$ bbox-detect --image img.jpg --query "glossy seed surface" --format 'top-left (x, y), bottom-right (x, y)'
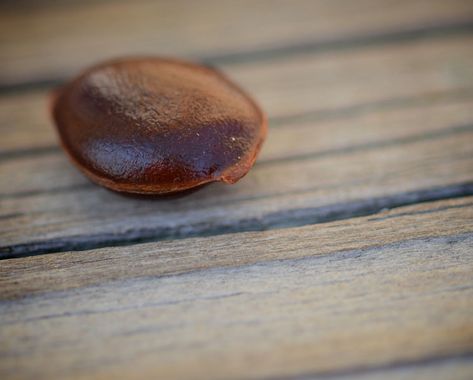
top-left (52, 57), bottom-right (267, 195)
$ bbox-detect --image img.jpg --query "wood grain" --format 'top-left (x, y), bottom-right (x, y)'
top-left (2, 32), bottom-right (473, 256)
top-left (2, 33), bottom-right (473, 156)
top-left (1, 196), bottom-right (472, 300)
top-left (333, 359), bottom-right (473, 380)
top-left (1, 2), bottom-right (473, 380)
top-left (1, 0), bottom-right (473, 88)
top-left (1, 105), bottom-right (472, 256)
top-left (1, 198), bottom-right (472, 379)
top-left (0, 0), bottom-right (473, 380)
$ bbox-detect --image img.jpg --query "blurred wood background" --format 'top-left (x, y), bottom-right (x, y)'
top-left (1, 0), bottom-right (473, 379)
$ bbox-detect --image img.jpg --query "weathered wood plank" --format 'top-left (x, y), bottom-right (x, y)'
top-left (228, 34), bottom-right (473, 120)
top-left (330, 358), bottom-right (473, 380)
top-left (1, 0), bottom-right (473, 87)
top-left (1, 198), bottom-right (472, 379)
top-left (2, 33), bottom-right (473, 155)
top-left (1, 196), bottom-right (472, 300)
top-left (1, 28), bottom-right (473, 257)
top-left (2, 3), bottom-right (472, 380)
top-left (1, 100), bottom-right (472, 256)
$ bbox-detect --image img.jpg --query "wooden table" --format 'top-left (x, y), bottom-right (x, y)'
top-left (1, 1), bottom-right (473, 379)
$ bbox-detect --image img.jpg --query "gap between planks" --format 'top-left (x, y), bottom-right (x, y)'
top-left (1, 196), bottom-right (472, 300)
top-left (0, 197), bottom-right (472, 379)
top-left (1, 182), bottom-right (472, 260)
top-left (2, 110), bottom-right (473, 256)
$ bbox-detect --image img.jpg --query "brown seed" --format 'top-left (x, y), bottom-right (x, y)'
top-left (51, 57), bottom-right (267, 195)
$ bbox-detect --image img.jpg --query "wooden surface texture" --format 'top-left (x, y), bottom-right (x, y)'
top-left (0, 1), bottom-right (472, 379)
